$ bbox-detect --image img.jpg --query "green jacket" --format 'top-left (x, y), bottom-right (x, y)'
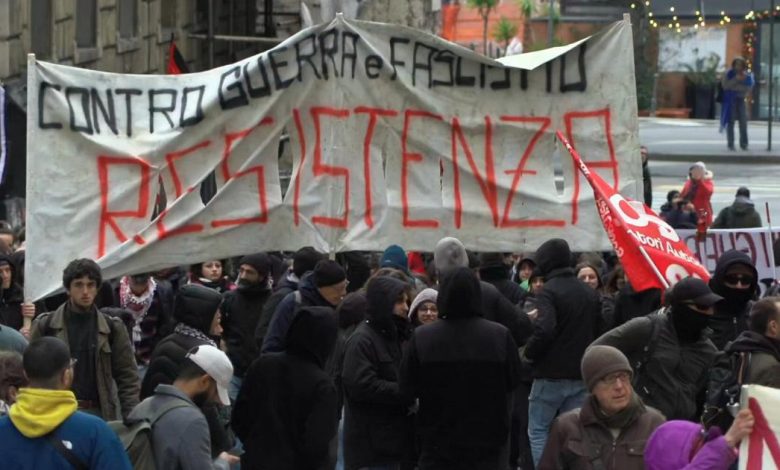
top-left (31, 303), bottom-right (140, 420)
top-left (711, 200), bottom-right (762, 229)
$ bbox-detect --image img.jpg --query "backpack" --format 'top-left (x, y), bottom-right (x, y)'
top-left (108, 399), bottom-right (190, 470)
top-left (631, 313), bottom-right (663, 398)
top-left (702, 351), bottom-right (752, 431)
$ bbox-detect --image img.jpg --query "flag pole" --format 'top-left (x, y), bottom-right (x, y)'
top-left (767, 202), bottom-right (778, 282)
top-left (638, 245), bottom-right (670, 289)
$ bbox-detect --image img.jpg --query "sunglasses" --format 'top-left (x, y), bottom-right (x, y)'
top-left (724, 274), bottom-right (754, 286)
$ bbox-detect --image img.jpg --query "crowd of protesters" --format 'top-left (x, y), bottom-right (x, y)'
top-left (0, 219), bottom-right (777, 470)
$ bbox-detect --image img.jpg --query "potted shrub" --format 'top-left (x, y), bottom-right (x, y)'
top-left (683, 52), bottom-right (721, 119)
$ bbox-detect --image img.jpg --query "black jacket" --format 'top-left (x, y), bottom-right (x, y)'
top-left (612, 285), bottom-right (662, 328)
top-left (593, 311), bottom-right (718, 420)
top-left (255, 272), bottom-right (299, 349)
top-left (480, 266), bottom-right (526, 306)
top-left (232, 307), bottom-right (339, 470)
top-left (400, 268), bottom-right (521, 467)
top-left (0, 254), bottom-right (25, 330)
top-left (723, 330), bottom-right (780, 383)
top-left (222, 283), bottom-right (272, 377)
top-left (524, 240), bottom-right (602, 379)
top-left (479, 280), bottom-right (531, 347)
top-left (708, 250), bottom-right (758, 350)
top-left (342, 277), bottom-right (413, 469)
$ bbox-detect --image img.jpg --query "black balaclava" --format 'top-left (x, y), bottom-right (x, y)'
top-left (670, 303), bottom-right (710, 343)
top-left (710, 250), bottom-right (758, 308)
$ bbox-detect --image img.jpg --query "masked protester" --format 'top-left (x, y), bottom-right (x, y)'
top-left (593, 277), bottom-right (721, 420)
top-left (539, 346), bottom-right (665, 470)
top-left (708, 250), bottom-right (758, 350)
top-left (220, 253), bottom-right (273, 401)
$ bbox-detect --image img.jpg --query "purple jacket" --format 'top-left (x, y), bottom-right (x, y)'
top-left (644, 420), bottom-right (737, 470)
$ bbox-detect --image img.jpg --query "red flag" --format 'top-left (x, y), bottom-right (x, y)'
top-left (556, 131), bottom-right (709, 291)
top-left (167, 39), bottom-right (189, 75)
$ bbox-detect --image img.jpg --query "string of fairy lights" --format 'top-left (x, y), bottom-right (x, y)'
top-left (743, 8), bottom-right (780, 71)
top-left (626, 0), bottom-right (734, 33)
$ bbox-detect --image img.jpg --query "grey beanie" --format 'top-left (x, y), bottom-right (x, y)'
top-left (581, 345), bottom-right (633, 391)
top-left (434, 237), bottom-right (468, 273)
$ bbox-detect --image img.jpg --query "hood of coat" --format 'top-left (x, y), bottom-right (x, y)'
top-left (709, 249), bottom-right (759, 299)
top-left (174, 284), bottom-right (223, 334)
top-left (731, 197), bottom-right (755, 214)
top-left (298, 272), bottom-right (334, 307)
top-left (535, 239), bottom-right (572, 277)
top-left (336, 292), bottom-right (367, 329)
top-left (365, 277), bottom-right (408, 337)
top-left (286, 306), bottom-right (338, 368)
top-left (438, 267), bottom-right (482, 319)
top-left (9, 388), bottom-right (78, 438)
top-left (643, 420), bottom-right (706, 469)
top-left (0, 254), bottom-right (22, 301)
top-left (726, 330), bottom-right (780, 359)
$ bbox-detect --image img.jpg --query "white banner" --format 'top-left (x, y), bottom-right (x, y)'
top-left (25, 17), bottom-right (641, 301)
top-left (740, 385), bottom-right (780, 469)
top-left (676, 228), bottom-right (779, 292)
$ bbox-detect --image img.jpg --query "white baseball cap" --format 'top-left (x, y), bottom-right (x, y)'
top-left (186, 345), bottom-right (233, 406)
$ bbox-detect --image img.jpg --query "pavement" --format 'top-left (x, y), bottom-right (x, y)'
top-left (639, 117), bottom-right (780, 164)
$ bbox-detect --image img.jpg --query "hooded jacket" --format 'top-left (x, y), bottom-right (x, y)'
top-left (643, 420), bottom-right (736, 470)
top-left (222, 280), bottom-right (272, 377)
top-left (724, 330), bottom-right (780, 383)
top-left (681, 176), bottom-right (714, 227)
top-left (342, 277), bottom-right (413, 469)
top-left (254, 271), bottom-right (300, 349)
top-left (262, 273), bottom-right (335, 354)
top-left (140, 284), bottom-right (231, 458)
top-left (612, 285), bottom-right (663, 328)
top-left (142, 284), bottom-right (223, 398)
top-left (232, 307), bottom-right (339, 470)
top-left (712, 197), bottom-right (762, 229)
top-left (524, 239), bottom-right (603, 379)
top-left (708, 250), bottom-right (758, 350)
top-left (0, 388), bottom-right (132, 469)
top-left (480, 264), bottom-right (526, 306)
top-left (0, 254), bottom-right (25, 330)
top-left (399, 267), bottom-right (522, 468)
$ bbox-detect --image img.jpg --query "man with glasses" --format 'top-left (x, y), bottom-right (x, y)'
top-left (708, 250), bottom-right (759, 350)
top-left (539, 345), bottom-right (665, 469)
top-left (0, 337), bottom-right (131, 468)
top-left (592, 277), bottom-right (721, 421)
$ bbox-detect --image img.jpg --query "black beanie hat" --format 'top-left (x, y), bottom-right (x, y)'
top-left (313, 260), bottom-right (346, 288)
top-left (294, 247), bottom-right (325, 278)
top-left (239, 253), bottom-right (271, 276)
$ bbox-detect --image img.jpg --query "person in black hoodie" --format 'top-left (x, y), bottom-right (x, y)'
top-left (232, 306), bottom-right (340, 470)
top-left (221, 253), bottom-right (273, 401)
top-left (523, 238), bottom-right (603, 467)
top-left (141, 284), bottom-right (231, 458)
top-left (342, 276), bottom-right (413, 470)
top-left (400, 267), bottom-right (521, 469)
top-left (0, 254), bottom-right (33, 331)
top-left (708, 249), bottom-right (759, 350)
top-left (479, 252), bottom-right (525, 305)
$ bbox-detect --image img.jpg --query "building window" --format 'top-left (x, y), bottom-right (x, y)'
top-left (161, 1), bottom-right (176, 29)
top-left (118, 0), bottom-right (137, 39)
top-left (75, 0), bottom-right (97, 48)
top-left (30, 0), bottom-right (52, 58)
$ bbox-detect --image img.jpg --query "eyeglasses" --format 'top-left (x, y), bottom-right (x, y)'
top-left (600, 371), bottom-right (631, 386)
top-left (724, 274), bottom-right (754, 286)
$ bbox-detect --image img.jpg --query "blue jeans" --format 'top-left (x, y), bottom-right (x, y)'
top-left (528, 378), bottom-right (586, 467)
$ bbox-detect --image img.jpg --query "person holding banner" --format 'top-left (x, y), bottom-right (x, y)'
top-left (680, 162), bottom-right (715, 228)
top-left (593, 278), bottom-right (721, 421)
